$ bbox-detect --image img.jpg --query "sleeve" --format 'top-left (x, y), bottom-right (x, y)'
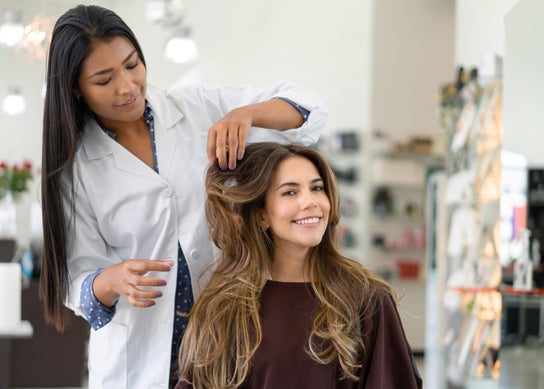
top-left (80, 268), bottom-right (116, 330)
top-left (61, 163), bottom-right (122, 319)
top-left (168, 80), bottom-right (328, 146)
top-left (359, 293), bottom-right (423, 389)
top-left (272, 96), bottom-right (310, 122)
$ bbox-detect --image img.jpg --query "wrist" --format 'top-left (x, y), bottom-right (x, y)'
top-left (93, 269), bottom-right (119, 307)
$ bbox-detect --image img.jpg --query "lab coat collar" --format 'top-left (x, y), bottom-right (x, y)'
top-left (145, 85), bottom-right (184, 131)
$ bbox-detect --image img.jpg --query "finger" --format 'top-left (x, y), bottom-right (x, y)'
top-left (207, 128), bottom-right (218, 164)
top-left (124, 287), bottom-right (164, 308)
top-left (227, 127), bottom-right (239, 170)
top-left (134, 275), bottom-right (168, 287)
top-left (127, 259), bottom-right (173, 275)
top-left (215, 134), bottom-right (228, 170)
top-left (237, 124), bottom-right (249, 161)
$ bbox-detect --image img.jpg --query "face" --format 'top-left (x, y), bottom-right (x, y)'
top-left (75, 36), bottom-right (147, 130)
top-left (261, 156), bottom-right (330, 255)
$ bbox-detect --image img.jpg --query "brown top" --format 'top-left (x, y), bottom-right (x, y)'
top-left (176, 281), bottom-right (422, 389)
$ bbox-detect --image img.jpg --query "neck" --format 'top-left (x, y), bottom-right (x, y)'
top-left (269, 247), bottom-right (310, 282)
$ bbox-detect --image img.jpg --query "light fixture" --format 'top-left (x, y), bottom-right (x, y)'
top-left (164, 27), bottom-right (199, 64)
top-left (146, 0), bottom-right (187, 26)
top-left (3, 87), bottom-right (26, 116)
top-left (0, 8), bottom-right (24, 47)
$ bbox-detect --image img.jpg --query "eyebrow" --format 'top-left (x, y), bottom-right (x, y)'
top-left (87, 50), bottom-right (138, 79)
top-left (276, 177), bottom-right (323, 190)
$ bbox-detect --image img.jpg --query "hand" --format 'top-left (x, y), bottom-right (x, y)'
top-left (207, 106), bottom-right (252, 170)
top-left (93, 259), bottom-right (174, 308)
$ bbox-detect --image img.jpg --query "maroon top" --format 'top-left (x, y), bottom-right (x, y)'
top-left (176, 281), bottom-right (422, 388)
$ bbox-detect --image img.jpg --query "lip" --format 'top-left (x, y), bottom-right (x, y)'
top-left (115, 95), bottom-right (138, 109)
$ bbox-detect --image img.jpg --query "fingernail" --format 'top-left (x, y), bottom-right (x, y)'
top-left (148, 301), bottom-right (155, 307)
top-left (155, 291), bottom-right (163, 297)
top-left (229, 162), bottom-right (236, 170)
top-left (163, 265), bottom-right (171, 271)
top-left (220, 163), bottom-right (227, 170)
top-left (158, 279), bottom-right (167, 286)
top-left (237, 153), bottom-right (243, 160)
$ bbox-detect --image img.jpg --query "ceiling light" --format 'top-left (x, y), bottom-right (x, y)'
top-left (146, 0), bottom-right (187, 26)
top-left (3, 87), bottom-right (26, 116)
top-left (0, 8), bottom-right (24, 47)
top-left (164, 27), bottom-right (198, 64)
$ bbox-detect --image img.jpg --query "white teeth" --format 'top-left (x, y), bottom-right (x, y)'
top-left (295, 217), bottom-right (319, 225)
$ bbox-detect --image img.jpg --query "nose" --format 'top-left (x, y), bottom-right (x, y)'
top-left (300, 190), bottom-right (319, 209)
top-left (116, 69), bottom-right (135, 95)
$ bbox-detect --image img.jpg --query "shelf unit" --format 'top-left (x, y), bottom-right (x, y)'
top-left (439, 74), bottom-right (503, 387)
top-left (368, 150), bottom-right (444, 352)
top-left (317, 131), bottom-right (366, 263)
top-left (368, 151), bottom-right (444, 278)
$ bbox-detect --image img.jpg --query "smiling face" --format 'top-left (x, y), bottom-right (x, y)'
top-left (75, 36), bottom-right (147, 131)
top-left (260, 155), bottom-right (331, 257)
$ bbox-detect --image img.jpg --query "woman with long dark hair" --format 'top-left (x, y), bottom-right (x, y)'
top-left (40, 5), bottom-right (327, 388)
top-left (176, 142), bottom-right (422, 388)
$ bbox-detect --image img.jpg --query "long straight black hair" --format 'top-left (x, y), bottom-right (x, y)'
top-left (40, 5), bottom-right (146, 330)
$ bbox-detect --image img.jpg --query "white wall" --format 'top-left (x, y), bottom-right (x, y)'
top-left (455, 0), bottom-right (518, 68)
top-left (503, 0), bottom-right (544, 167)
top-left (372, 0), bottom-right (454, 140)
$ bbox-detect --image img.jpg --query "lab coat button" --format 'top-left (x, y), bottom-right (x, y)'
top-left (189, 250), bottom-right (200, 260)
top-left (163, 189), bottom-right (172, 197)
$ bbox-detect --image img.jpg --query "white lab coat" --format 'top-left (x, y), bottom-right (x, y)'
top-left (62, 81), bottom-right (328, 389)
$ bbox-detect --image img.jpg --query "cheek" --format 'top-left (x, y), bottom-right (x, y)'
top-left (265, 200), bottom-right (292, 224)
top-left (321, 198), bottom-right (331, 218)
top-left (85, 93), bottom-right (110, 116)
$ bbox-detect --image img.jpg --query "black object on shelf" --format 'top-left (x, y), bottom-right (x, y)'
top-left (527, 168), bottom-right (544, 264)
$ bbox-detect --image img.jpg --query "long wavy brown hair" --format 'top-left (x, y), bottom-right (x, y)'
top-left (178, 142), bottom-right (394, 388)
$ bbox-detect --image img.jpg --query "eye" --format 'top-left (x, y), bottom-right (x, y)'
top-left (96, 78), bottom-right (112, 86)
top-left (282, 190), bottom-right (297, 196)
top-left (312, 185), bottom-right (325, 192)
top-left (127, 61), bottom-right (139, 70)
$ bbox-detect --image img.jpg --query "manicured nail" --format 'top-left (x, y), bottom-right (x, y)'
top-left (237, 153), bottom-right (243, 160)
top-left (148, 301), bottom-right (155, 307)
top-left (158, 279), bottom-right (167, 286)
top-left (220, 163), bottom-right (227, 170)
top-left (229, 162), bottom-right (236, 170)
top-left (155, 291), bottom-right (163, 297)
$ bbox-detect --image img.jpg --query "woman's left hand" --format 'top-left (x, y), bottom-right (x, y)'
top-left (207, 106), bottom-right (252, 170)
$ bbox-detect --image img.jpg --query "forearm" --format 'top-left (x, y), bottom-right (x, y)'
top-left (243, 98), bottom-right (305, 130)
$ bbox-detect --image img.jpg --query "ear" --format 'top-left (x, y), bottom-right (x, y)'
top-left (259, 209), bottom-right (270, 230)
top-left (72, 88), bottom-right (82, 100)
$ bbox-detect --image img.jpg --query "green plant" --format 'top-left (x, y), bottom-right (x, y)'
top-left (0, 160), bottom-right (34, 200)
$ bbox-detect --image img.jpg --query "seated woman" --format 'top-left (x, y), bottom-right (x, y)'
top-left (175, 142), bottom-right (422, 389)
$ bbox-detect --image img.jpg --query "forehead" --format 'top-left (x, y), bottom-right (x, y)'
top-left (80, 36), bottom-right (135, 72)
top-left (271, 156), bottom-right (321, 184)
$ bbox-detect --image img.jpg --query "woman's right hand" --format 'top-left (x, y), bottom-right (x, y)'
top-left (92, 259), bottom-right (174, 308)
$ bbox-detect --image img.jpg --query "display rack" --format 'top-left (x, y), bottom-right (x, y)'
top-left (439, 70), bottom-right (503, 388)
